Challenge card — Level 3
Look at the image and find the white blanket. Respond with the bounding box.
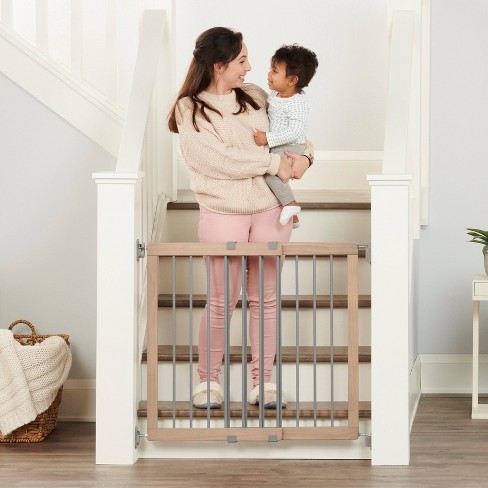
[0,329,72,436]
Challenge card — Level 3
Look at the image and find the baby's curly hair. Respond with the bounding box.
[271,44,318,90]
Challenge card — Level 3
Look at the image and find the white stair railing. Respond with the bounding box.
[1,0,119,106]
[92,9,172,465]
[0,1,168,156]
[368,0,429,466]
[0,1,128,155]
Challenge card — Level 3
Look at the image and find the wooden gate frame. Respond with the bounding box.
[146,242,358,442]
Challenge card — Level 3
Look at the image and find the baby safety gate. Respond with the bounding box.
[145,242,359,442]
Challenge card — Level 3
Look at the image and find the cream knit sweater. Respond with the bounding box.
[176,84,282,214]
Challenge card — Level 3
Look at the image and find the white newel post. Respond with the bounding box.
[93,171,142,465]
[368,175,411,466]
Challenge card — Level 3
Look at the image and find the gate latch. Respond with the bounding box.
[137,240,146,261]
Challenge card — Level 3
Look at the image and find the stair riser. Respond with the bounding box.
[141,363,371,402]
[157,256,371,295]
[287,159,381,190]
[177,159,381,191]
[156,308,371,347]
[166,209,371,243]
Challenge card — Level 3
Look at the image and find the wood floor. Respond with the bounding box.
[2,396,488,487]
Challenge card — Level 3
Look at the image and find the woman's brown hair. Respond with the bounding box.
[167,27,260,133]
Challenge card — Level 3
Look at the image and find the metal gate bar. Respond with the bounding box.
[241,255,248,427]
[294,255,300,427]
[312,255,317,426]
[330,254,335,426]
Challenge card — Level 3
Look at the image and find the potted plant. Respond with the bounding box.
[467,228,488,275]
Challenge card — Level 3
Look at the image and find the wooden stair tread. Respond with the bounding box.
[142,345,371,363]
[158,294,371,308]
[137,400,371,419]
[168,189,371,211]
[168,202,371,210]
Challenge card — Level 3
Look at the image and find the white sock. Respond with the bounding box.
[279,205,301,225]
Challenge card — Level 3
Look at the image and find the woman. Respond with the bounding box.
[168,27,313,409]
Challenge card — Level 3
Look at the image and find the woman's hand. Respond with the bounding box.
[285,151,312,180]
[276,158,293,183]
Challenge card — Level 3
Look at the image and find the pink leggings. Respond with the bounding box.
[197,206,292,387]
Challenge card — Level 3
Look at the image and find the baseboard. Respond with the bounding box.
[420,353,485,394]
[409,355,421,430]
[58,379,96,422]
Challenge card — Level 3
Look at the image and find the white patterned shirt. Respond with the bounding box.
[266,90,308,148]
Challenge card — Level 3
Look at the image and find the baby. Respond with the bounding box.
[254,44,318,228]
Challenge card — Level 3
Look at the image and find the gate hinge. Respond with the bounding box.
[358,243,371,264]
[135,427,147,448]
[137,240,146,261]
[359,432,371,448]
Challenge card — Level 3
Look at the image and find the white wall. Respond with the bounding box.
[174,0,388,147]
[0,73,116,378]
[418,0,488,354]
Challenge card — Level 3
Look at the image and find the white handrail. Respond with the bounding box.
[116,10,166,172]
[382,11,415,174]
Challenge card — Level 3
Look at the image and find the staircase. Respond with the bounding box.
[135,158,379,459]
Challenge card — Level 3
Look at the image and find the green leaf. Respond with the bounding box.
[467,228,488,239]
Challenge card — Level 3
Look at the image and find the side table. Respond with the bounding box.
[472,274,488,419]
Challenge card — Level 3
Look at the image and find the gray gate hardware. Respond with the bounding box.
[137,240,146,261]
[135,427,147,448]
[227,435,237,443]
[358,243,371,264]
[359,432,372,448]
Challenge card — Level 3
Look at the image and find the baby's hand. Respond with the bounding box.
[253,129,268,146]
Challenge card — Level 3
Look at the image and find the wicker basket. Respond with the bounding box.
[0,320,70,443]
